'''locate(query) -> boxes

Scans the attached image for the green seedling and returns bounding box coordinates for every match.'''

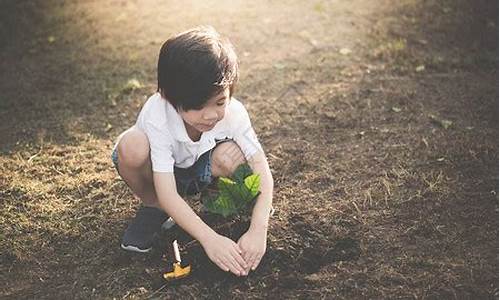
[203,164,261,218]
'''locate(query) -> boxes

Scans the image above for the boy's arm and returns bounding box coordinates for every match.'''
[153,172,248,276]
[237,150,274,271]
[248,151,274,231]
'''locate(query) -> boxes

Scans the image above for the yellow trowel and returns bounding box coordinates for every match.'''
[163,240,191,280]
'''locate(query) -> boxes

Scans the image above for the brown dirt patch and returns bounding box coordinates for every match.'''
[1,0,497,299]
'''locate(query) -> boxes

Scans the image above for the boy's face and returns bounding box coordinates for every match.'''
[179,88,229,133]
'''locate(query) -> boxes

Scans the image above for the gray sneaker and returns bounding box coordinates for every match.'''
[121,206,169,253]
[161,217,176,231]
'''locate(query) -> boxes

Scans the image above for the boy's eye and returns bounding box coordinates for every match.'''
[217,101,226,106]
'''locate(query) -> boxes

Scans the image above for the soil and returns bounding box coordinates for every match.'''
[0,0,498,299]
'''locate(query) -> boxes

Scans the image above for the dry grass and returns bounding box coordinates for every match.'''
[1,0,498,299]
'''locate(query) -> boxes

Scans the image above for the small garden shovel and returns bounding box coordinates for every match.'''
[163,240,191,280]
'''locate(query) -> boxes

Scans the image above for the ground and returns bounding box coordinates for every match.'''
[0,0,498,299]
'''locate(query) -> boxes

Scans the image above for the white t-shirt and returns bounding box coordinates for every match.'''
[131,92,263,173]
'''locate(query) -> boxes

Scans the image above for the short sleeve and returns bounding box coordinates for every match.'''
[143,121,175,173]
[232,103,264,160]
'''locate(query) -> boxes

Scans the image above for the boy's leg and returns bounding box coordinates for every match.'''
[209,141,276,216]
[114,128,168,252]
[114,137,245,252]
[210,141,246,178]
[174,141,246,196]
[116,128,159,207]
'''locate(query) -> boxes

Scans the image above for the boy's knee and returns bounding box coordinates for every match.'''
[117,129,150,169]
[211,141,246,178]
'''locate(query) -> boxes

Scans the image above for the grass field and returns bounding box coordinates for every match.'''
[1,0,498,298]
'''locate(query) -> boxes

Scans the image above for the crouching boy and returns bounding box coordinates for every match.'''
[111,26,274,276]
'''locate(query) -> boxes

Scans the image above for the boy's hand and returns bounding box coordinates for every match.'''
[237,227,267,273]
[201,233,248,276]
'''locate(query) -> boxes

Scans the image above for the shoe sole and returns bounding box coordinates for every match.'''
[121,244,152,253]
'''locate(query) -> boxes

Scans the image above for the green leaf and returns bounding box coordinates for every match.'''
[203,194,219,214]
[204,193,237,218]
[122,79,143,93]
[218,194,237,217]
[232,163,253,183]
[429,114,453,129]
[226,174,259,204]
[244,174,261,199]
[273,63,286,70]
[415,65,425,72]
[218,176,236,187]
[218,177,247,213]
[202,166,261,218]
[339,48,352,55]
[314,2,325,12]
[218,177,238,199]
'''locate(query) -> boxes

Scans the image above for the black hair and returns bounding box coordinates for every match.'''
[157,26,239,111]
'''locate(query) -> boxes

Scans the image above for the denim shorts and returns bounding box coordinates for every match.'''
[111,138,231,196]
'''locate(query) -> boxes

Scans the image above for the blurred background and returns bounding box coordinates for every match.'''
[1,0,498,299]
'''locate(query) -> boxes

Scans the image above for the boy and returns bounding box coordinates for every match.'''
[111,26,273,277]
